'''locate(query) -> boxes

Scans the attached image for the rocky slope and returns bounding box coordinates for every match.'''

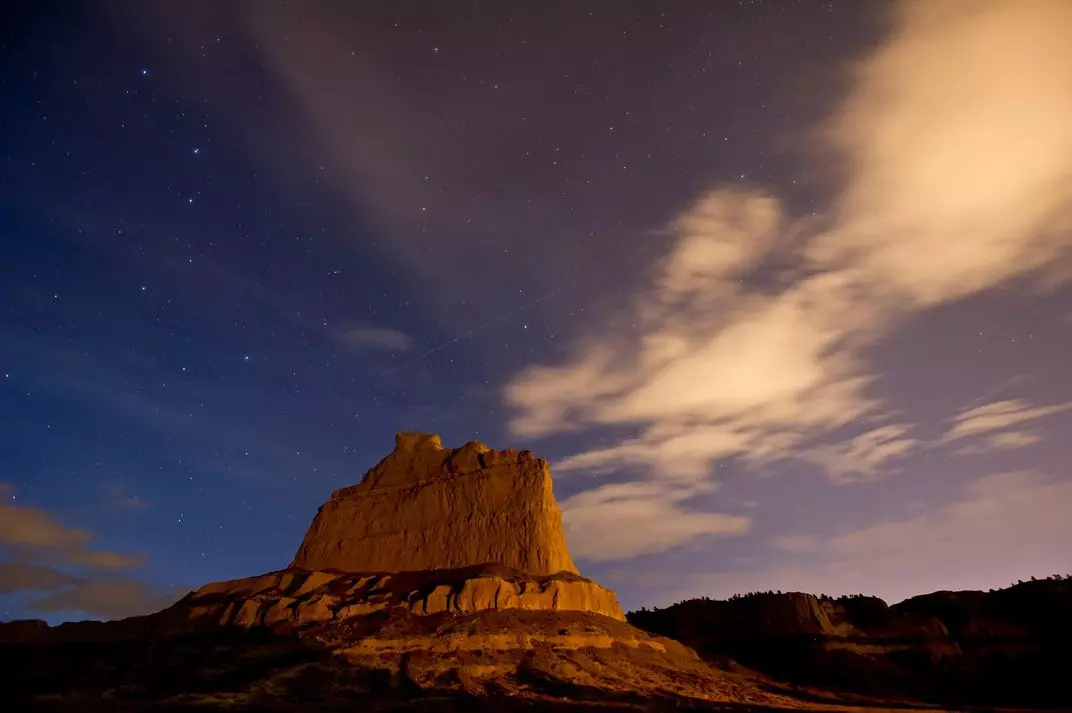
[629,578,1072,707]
[0,604,802,711]
[291,433,579,576]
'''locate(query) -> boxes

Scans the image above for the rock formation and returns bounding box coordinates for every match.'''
[0,432,799,709]
[2,432,622,630]
[179,565,624,626]
[291,432,579,576]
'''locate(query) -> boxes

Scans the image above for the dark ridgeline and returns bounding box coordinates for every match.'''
[629,575,1072,707]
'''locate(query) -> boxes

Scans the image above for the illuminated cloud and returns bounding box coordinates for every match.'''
[560,482,750,561]
[506,0,1072,558]
[0,493,144,570]
[942,399,1071,443]
[0,489,176,619]
[816,0,1072,305]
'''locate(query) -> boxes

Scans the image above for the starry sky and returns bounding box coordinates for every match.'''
[3,1,1072,623]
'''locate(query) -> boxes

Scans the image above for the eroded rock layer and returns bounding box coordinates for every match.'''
[291,432,579,576]
[179,565,624,627]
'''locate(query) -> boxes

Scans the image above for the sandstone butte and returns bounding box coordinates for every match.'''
[291,432,580,576]
[181,431,622,625]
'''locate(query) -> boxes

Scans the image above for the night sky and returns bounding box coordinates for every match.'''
[3,1,1072,623]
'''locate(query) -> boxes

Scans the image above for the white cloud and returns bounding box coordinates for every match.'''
[674,471,1072,605]
[560,481,750,561]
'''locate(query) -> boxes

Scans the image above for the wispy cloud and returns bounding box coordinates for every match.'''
[335,323,412,353]
[0,562,77,595]
[942,399,1071,444]
[560,481,750,561]
[801,424,919,485]
[0,488,143,570]
[0,485,181,619]
[505,0,1072,557]
[101,483,152,511]
[22,576,187,621]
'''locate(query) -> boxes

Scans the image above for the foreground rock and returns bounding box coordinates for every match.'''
[0,608,802,711]
[292,433,579,576]
[629,577,1072,708]
[183,564,624,626]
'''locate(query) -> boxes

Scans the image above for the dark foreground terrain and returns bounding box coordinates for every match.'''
[3,578,1070,711]
[0,608,806,712]
[630,577,1072,709]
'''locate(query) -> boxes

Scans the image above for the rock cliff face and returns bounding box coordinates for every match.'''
[291,432,579,576]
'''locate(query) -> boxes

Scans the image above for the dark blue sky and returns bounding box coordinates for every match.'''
[3,1,1071,622]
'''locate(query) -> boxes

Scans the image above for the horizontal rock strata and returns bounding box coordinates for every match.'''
[179,565,624,628]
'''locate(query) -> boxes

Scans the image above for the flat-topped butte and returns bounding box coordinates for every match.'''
[291,432,580,576]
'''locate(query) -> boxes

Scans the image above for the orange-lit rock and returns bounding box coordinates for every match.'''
[177,565,625,627]
[290,432,579,576]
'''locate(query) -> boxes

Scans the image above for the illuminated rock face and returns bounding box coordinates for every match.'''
[290,432,580,577]
[180,565,626,625]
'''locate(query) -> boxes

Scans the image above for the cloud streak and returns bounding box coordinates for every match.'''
[942,399,1072,444]
[336,324,413,353]
[0,490,143,570]
[0,486,180,620]
[23,576,186,621]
